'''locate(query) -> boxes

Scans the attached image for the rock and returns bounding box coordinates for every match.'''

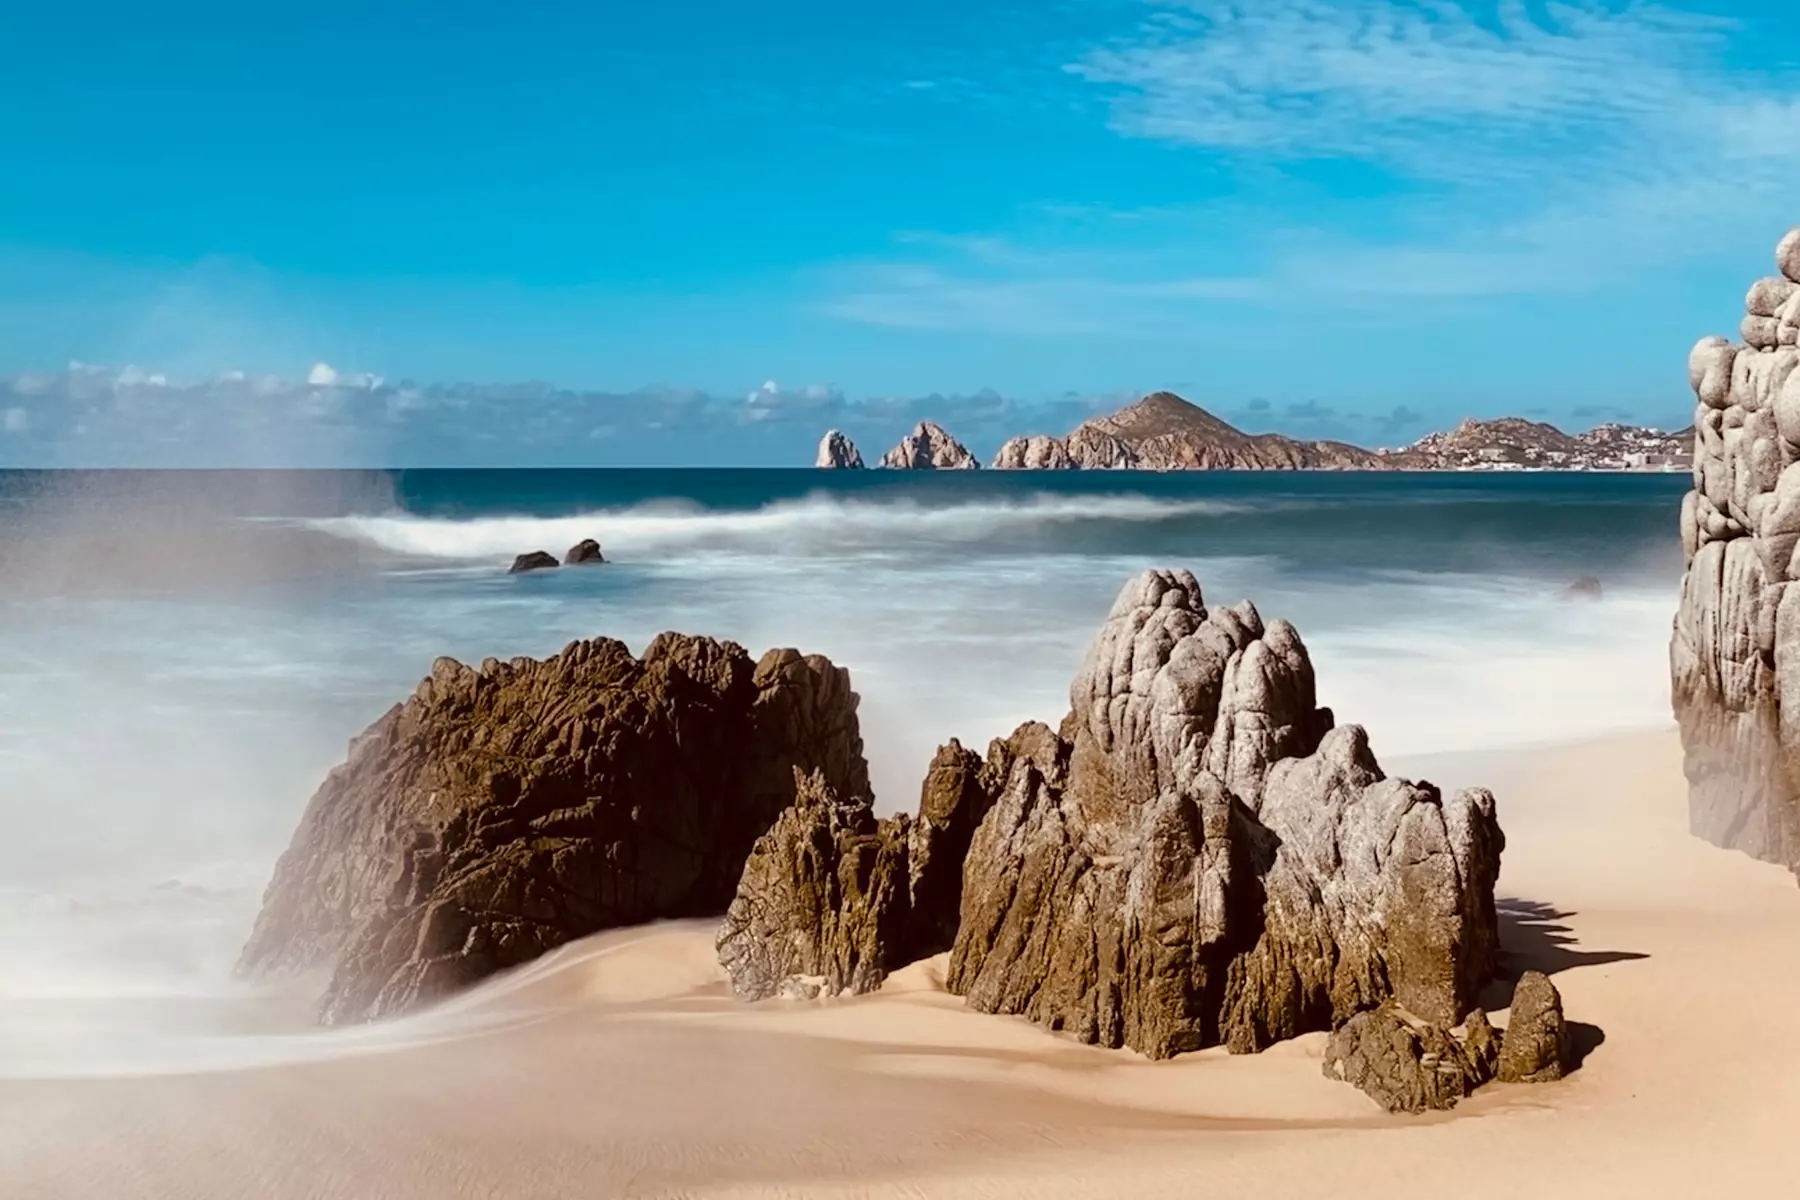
[1562,575,1603,601]
[563,539,605,565]
[508,551,560,574]
[1497,970,1569,1083]
[1321,1004,1493,1113]
[991,434,1075,470]
[1065,392,1382,470]
[716,738,998,1000]
[238,635,869,1023]
[879,421,979,470]
[945,569,1504,1058]
[1674,229,1800,876]
[715,769,910,1001]
[1779,227,1800,286]
[815,430,865,469]
[1462,1008,1501,1081]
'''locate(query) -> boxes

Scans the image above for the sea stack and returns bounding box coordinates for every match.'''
[1671,224,1800,873]
[878,421,979,470]
[239,635,867,1023]
[815,430,865,469]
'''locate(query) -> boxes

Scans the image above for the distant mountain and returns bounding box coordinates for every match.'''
[816,391,1694,472]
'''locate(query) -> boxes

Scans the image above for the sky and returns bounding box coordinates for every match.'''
[2,0,1798,466]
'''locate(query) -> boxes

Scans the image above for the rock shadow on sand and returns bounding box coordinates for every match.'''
[1484,898,1642,1072]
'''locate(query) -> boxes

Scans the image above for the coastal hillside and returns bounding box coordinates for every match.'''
[818,392,1692,471]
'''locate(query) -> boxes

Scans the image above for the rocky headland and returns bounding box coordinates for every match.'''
[1671,226,1800,874]
[238,634,867,1023]
[878,420,979,470]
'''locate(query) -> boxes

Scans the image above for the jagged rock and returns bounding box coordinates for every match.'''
[716,739,997,1000]
[879,421,979,470]
[239,634,868,1023]
[1562,575,1603,601]
[1463,1008,1501,1080]
[815,430,865,469]
[1674,228,1800,875]
[1497,970,1569,1083]
[945,569,1504,1058]
[715,769,909,1001]
[992,435,1075,470]
[563,539,605,565]
[1321,1004,1494,1113]
[508,551,560,574]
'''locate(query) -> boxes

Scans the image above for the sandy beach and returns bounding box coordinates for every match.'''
[2,727,1795,1199]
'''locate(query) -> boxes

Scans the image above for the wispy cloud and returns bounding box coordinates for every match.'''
[827,1,1800,335]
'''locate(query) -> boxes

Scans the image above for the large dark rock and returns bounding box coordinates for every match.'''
[945,569,1505,1058]
[563,539,605,565]
[239,634,868,1023]
[1321,1004,1495,1113]
[509,551,560,574]
[715,738,998,1001]
[1497,970,1569,1083]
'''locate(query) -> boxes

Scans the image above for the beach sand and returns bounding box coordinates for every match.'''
[2,728,1796,1198]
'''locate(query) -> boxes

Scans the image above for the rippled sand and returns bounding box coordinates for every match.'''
[3,730,1796,1198]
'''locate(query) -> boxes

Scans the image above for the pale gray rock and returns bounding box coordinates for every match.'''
[815,430,865,469]
[1690,336,1737,410]
[1748,277,1797,318]
[991,434,1075,470]
[946,569,1504,1058]
[879,421,979,470]
[1745,315,1782,351]
[1779,226,1800,286]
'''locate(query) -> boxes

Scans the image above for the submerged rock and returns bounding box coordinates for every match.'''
[1497,970,1569,1083]
[508,551,560,574]
[563,539,605,565]
[239,635,868,1023]
[945,569,1504,1057]
[815,430,866,469]
[1322,1004,1495,1113]
[1562,575,1603,601]
[879,421,979,470]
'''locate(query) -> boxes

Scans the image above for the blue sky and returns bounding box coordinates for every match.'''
[3,0,1799,465]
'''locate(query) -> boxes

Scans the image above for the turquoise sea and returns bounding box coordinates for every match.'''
[0,467,1686,1070]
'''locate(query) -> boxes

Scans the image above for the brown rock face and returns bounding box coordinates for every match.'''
[1497,970,1569,1083]
[238,634,868,1023]
[1672,226,1800,873]
[715,739,997,1001]
[1321,1004,1497,1113]
[945,569,1504,1058]
[508,551,559,573]
[563,539,604,565]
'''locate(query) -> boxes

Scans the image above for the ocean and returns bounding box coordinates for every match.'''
[0,467,1687,1073]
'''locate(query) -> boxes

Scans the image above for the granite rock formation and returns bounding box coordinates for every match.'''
[1672,225,1800,872]
[716,740,997,1001]
[239,634,868,1023]
[991,434,1076,470]
[563,539,605,565]
[878,421,980,470]
[1321,1004,1498,1112]
[508,551,559,574]
[945,569,1504,1058]
[815,430,865,469]
[1496,970,1569,1083]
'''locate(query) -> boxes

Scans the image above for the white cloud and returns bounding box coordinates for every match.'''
[306,361,339,387]
[3,407,28,434]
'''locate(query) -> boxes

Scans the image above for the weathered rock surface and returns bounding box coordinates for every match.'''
[945,569,1505,1058]
[508,551,559,574]
[716,739,997,1000]
[878,421,980,470]
[1321,1004,1496,1112]
[239,634,869,1023]
[1497,969,1569,1083]
[815,430,865,469]
[563,539,604,565]
[1673,226,1800,873]
[991,434,1075,470]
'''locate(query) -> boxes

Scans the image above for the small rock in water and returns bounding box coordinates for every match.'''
[508,551,560,574]
[1498,970,1570,1083]
[1562,575,1603,601]
[564,539,605,565]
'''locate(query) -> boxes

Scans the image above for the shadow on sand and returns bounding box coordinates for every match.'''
[1479,898,1644,1072]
